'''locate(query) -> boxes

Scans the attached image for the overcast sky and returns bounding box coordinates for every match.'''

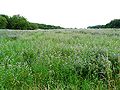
[0,0,120,28]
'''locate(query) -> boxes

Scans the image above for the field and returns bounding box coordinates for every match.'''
[0,29,120,90]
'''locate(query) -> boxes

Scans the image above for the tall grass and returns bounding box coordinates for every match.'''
[0,29,120,90]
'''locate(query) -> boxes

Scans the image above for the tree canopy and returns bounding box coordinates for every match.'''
[0,16,8,29]
[88,19,120,29]
[0,14,64,30]
[105,19,120,28]
[8,15,29,30]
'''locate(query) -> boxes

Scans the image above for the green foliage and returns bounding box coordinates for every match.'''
[106,19,120,28]
[0,14,64,30]
[0,14,10,29]
[8,15,29,30]
[28,23,39,30]
[0,29,120,89]
[38,24,64,29]
[88,19,120,29]
[0,16,8,29]
[88,25,105,29]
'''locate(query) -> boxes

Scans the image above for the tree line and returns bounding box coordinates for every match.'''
[88,19,120,29]
[0,14,64,30]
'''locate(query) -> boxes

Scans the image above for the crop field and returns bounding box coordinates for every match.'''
[0,29,120,90]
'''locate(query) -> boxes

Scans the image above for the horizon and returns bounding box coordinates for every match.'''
[0,0,120,28]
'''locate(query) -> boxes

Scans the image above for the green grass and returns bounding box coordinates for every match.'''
[0,29,120,90]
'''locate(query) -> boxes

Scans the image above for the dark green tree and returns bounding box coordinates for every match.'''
[0,14,64,30]
[0,15,10,29]
[0,16,8,29]
[37,24,64,29]
[0,14,9,22]
[9,15,29,30]
[28,23,38,30]
[88,19,120,29]
[105,19,120,28]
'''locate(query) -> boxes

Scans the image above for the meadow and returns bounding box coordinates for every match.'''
[0,29,120,90]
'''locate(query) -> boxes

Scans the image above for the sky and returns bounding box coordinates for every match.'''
[0,0,120,28]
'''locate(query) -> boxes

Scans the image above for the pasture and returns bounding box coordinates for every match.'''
[0,29,120,90]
